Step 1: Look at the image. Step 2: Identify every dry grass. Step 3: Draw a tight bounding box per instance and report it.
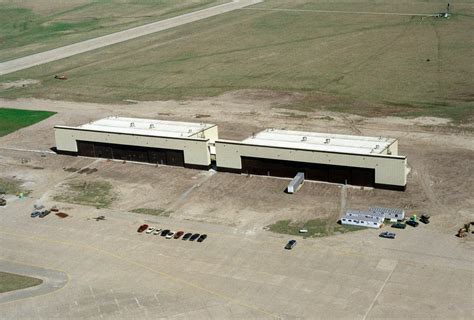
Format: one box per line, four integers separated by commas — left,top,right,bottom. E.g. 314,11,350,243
0,0,227,61
1,0,472,122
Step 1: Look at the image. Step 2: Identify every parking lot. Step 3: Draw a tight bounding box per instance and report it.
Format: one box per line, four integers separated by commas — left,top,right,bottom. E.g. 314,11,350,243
0,178,472,319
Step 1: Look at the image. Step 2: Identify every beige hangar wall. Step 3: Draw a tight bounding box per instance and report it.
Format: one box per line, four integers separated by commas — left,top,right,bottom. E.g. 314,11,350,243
54,126,211,166
215,140,407,187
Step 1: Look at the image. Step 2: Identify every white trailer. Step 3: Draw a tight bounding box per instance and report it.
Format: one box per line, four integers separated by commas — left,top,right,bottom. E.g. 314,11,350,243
287,172,305,194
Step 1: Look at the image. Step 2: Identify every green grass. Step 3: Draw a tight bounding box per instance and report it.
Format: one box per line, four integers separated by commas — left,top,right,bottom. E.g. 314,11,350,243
1,1,472,123
0,177,30,195
0,108,55,137
267,219,365,238
0,0,227,62
0,272,43,293
130,208,171,217
53,180,116,208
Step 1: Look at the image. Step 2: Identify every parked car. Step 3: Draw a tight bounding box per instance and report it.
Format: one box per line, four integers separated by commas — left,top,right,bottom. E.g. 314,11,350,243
189,233,200,241
161,229,170,236
406,220,419,227
174,231,184,239
165,232,174,239
420,214,430,224
285,240,297,250
39,210,51,218
197,234,207,242
146,227,155,234
391,223,406,229
153,229,162,235
379,231,396,239
137,224,149,233
31,211,41,218
182,233,193,240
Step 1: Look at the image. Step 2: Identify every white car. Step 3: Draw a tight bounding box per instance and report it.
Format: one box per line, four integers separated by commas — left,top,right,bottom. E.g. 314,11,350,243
153,229,162,235
165,232,174,239
145,227,155,234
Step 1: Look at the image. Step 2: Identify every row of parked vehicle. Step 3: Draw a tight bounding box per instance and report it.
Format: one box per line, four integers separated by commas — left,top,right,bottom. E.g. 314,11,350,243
379,214,431,239
137,224,207,242
30,210,51,218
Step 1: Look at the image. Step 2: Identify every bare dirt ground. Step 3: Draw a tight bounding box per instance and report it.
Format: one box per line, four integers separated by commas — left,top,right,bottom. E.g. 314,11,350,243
0,93,473,319
0,92,473,233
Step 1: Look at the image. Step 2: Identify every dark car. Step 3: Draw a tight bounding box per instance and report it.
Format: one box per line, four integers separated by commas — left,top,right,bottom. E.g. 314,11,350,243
182,233,193,240
31,211,41,218
197,234,207,242
174,231,184,239
189,233,200,241
285,240,297,250
420,215,430,224
406,220,419,227
379,231,396,239
160,229,170,236
39,210,51,218
391,223,406,229
137,224,149,233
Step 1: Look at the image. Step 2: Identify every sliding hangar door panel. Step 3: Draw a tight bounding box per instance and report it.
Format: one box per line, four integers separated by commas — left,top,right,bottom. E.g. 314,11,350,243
241,156,375,187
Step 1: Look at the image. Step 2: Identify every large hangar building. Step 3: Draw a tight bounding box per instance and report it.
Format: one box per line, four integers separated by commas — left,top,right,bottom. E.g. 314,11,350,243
54,117,217,169
216,129,408,190
54,118,408,190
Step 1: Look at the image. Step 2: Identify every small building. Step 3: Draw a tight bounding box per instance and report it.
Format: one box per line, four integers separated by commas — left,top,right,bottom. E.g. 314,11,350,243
54,117,217,169
340,210,383,229
216,129,408,190
369,207,405,222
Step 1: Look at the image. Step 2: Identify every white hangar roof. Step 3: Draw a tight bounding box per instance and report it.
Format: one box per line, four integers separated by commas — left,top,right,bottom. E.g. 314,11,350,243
241,129,397,155
69,117,215,139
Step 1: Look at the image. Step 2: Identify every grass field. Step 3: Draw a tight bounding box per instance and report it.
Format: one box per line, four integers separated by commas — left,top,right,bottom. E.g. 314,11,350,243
267,219,364,238
0,108,55,137
0,177,30,195
0,0,227,62
0,271,43,293
130,208,171,217
1,0,472,122
53,180,116,208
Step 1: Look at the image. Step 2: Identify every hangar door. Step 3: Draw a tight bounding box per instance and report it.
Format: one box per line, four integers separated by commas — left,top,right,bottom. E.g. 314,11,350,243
241,156,375,187
76,141,184,167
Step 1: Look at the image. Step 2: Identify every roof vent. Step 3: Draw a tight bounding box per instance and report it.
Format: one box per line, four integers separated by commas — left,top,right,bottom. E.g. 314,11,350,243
301,136,307,142
130,122,135,127
251,132,256,138
188,129,193,133
375,144,380,149
325,138,330,144
149,124,155,129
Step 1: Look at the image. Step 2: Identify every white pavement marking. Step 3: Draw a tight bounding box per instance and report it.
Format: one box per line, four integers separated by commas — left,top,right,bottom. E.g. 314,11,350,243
362,263,397,320
241,7,438,17
0,0,263,76
0,147,55,154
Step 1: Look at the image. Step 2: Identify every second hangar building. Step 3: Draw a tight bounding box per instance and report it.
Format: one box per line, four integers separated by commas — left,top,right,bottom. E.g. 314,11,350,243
54,117,408,190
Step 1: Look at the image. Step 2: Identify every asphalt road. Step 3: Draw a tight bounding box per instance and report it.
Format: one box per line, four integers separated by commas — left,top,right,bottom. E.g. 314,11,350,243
0,0,262,76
